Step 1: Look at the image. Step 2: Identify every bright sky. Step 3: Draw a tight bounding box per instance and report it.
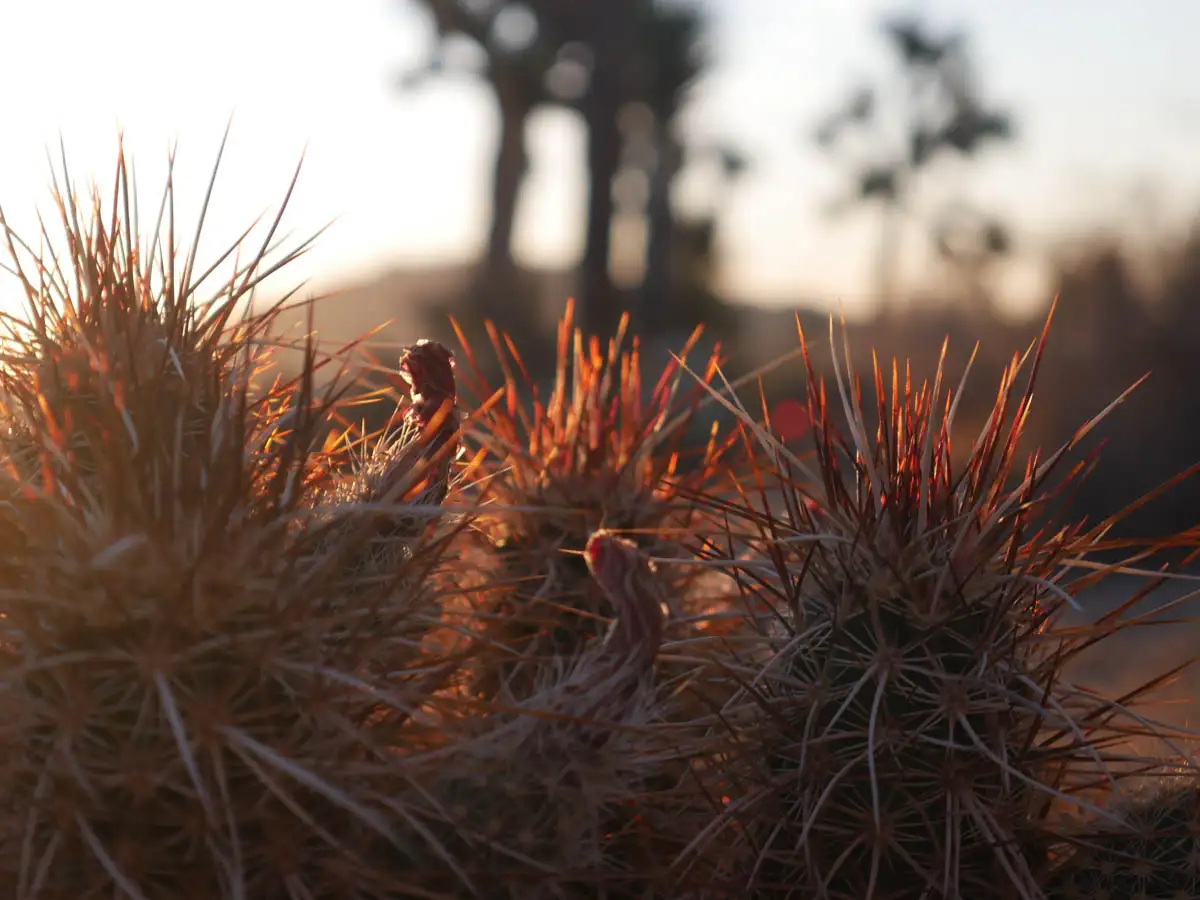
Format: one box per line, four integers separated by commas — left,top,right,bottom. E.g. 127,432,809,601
0,0,1196,317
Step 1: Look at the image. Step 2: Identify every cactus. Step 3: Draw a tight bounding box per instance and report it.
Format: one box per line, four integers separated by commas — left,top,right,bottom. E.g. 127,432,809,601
1044,777,1200,899
311,339,465,660
3,134,1200,899
450,301,735,703
0,147,463,898
675,313,1196,899
393,530,678,897
319,339,461,573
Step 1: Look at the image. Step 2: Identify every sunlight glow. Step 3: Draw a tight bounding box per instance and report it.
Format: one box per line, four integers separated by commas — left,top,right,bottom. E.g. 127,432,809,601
0,0,1194,316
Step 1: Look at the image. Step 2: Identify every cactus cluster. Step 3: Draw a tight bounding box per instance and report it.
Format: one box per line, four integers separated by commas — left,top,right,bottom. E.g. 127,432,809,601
449,306,735,703
667,319,1195,899
1044,776,1200,898
0,143,1197,899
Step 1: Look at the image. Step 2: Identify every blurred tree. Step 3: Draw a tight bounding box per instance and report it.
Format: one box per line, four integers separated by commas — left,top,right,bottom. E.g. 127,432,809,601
656,145,750,334
633,0,708,330
600,0,742,334
931,201,1010,310
398,0,723,336
813,16,1015,309
398,0,575,316
559,0,646,335
1051,244,1142,350
1163,221,1200,334
399,0,633,331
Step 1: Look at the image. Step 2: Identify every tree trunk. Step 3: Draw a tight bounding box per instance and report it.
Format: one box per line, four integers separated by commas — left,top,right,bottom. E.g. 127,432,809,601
488,75,530,270
639,125,678,333
476,71,532,319
578,72,623,338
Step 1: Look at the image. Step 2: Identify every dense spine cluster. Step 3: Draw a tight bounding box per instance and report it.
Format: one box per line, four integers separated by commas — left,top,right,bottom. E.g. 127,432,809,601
1045,778,1200,899
451,304,735,704
668,317,1193,899
0,141,1197,899
0,149,463,899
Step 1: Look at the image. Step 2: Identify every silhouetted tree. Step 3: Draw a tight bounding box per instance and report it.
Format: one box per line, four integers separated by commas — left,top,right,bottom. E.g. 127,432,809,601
605,0,741,334
813,16,1015,308
399,1,577,315
931,201,1010,309
549,0,644,335
399,0,719,336
633,0,707,330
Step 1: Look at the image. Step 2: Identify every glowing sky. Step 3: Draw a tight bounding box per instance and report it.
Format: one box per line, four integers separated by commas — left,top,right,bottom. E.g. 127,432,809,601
0,0,1196,315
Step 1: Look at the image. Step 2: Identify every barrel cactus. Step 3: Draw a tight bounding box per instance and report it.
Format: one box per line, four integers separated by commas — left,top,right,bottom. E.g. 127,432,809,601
0,147,465,899
678,315,1195,899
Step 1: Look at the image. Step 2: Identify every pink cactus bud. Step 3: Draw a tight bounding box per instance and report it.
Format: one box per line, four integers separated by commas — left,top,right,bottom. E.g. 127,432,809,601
584,530,665,675
399,339,456,425
397,338,461,483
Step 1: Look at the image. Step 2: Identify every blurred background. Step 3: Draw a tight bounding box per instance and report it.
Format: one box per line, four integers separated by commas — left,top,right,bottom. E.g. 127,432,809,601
2,0,1199,549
